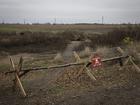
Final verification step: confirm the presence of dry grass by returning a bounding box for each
[53,53,64,63]
[0,24,140,54]
[79,46,92,57]
[90,25,140,48]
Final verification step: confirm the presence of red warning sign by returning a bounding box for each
[91,54,102,68]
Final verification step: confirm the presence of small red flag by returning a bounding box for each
[91,54,102,68]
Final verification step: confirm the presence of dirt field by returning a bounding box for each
[0,46,140,105]
[0,24,140,105]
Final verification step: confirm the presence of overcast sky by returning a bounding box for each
[0,0,140,24]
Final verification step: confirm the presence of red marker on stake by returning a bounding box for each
[91,54,102,68]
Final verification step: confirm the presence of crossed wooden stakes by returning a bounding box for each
[117,47,140,72]
[73,51,96,80]
[9,56,27,97]
[74,47,140,81]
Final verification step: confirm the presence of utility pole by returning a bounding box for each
[102,16,104,24]
[2,19,5,24]
[54,18,56,25]
[24,19,26,24]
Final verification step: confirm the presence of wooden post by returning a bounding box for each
[15,73,27,97]
[129,56,140,73]
[116,47,124,67]
[17,57,23,75]
[116,47,127,70]
[124,56,130,65]
[10,57,16,71]
[116,47,125,55]
[73,51,81,62]
[9,56,27,97]
[73,51,84,77]
[84,64,96,80]
[116,47,129,65]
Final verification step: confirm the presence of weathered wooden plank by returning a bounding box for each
[5,55,129,74]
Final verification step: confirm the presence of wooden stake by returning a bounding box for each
[9,56,15,71]
[73,51,84,78]
[85,66,96,80]
[116,47,125,70]
[116,47,125,55]
[17,57,23,73]
[15,73,27,97]
[73,51,81,62]
[129,57,140,73]
[124,57,130,65]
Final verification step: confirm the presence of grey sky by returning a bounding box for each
[0,0,140,24]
